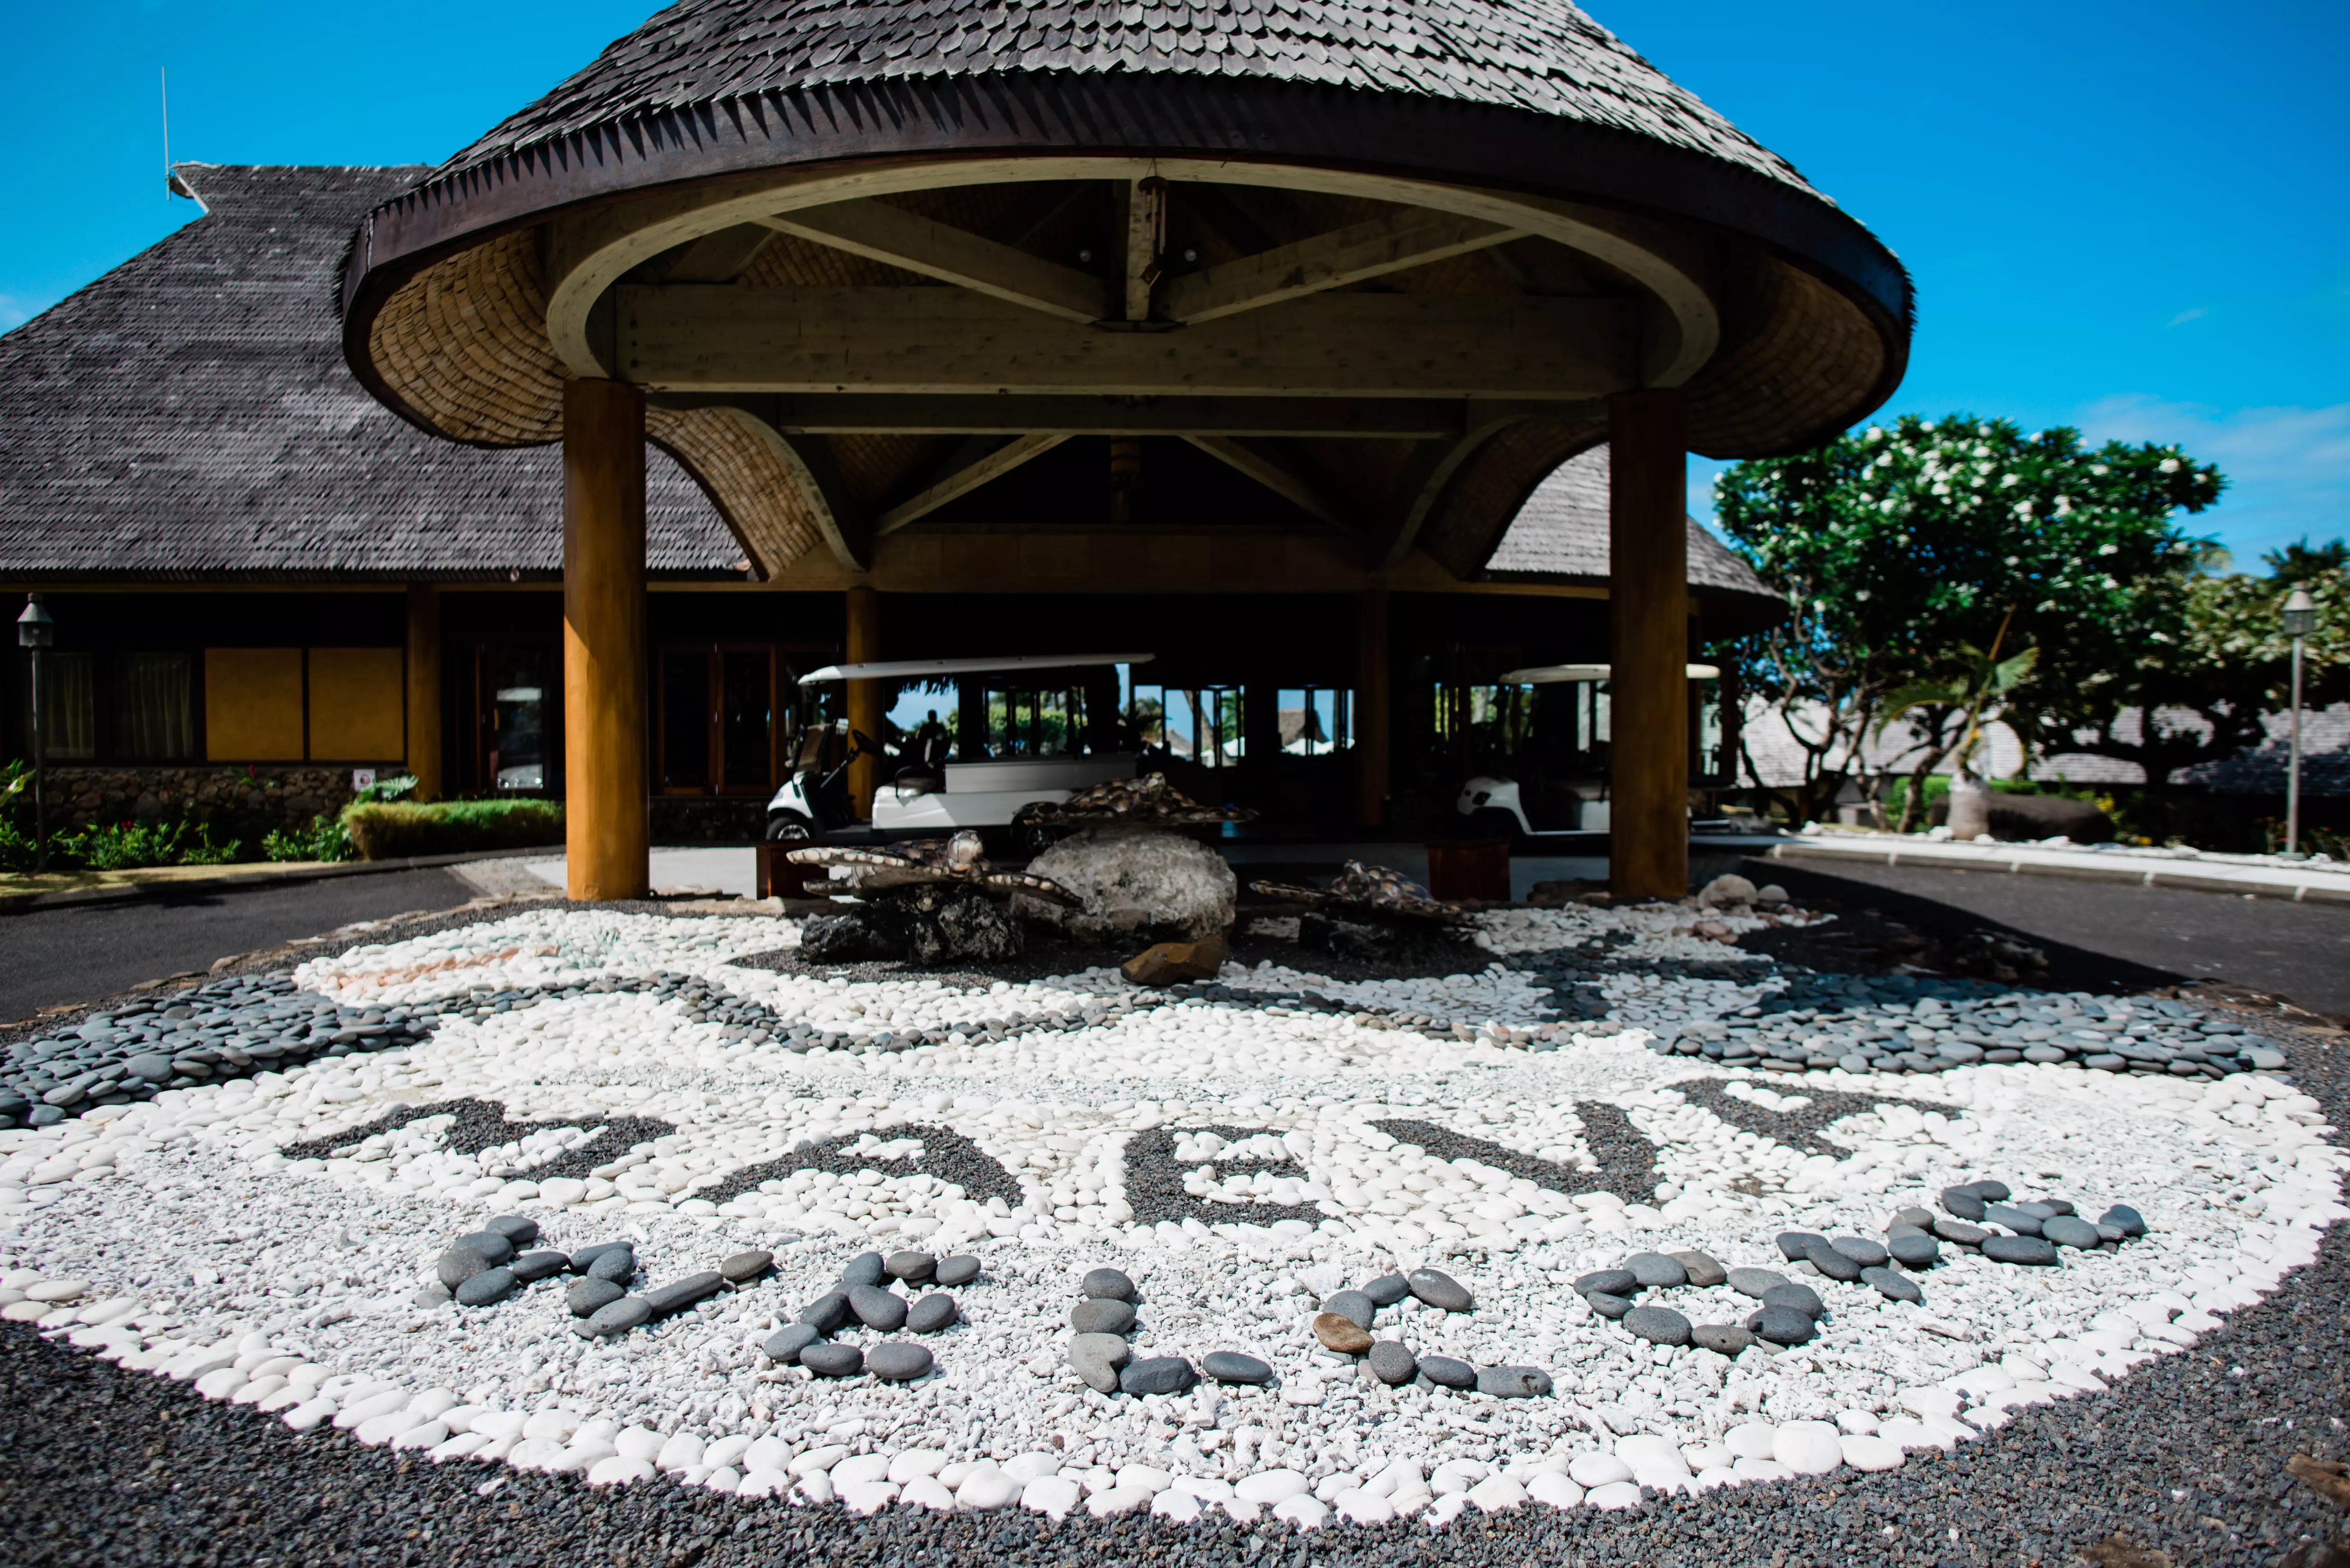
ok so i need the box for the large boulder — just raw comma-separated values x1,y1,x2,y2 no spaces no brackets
1931,790,2114,843
1015,827,1234,943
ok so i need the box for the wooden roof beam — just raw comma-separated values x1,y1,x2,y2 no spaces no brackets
644,393,1599,437
1181,437,1347,526
873,433,1069,536
616,287,1634,399
762,199,1109,324
1163,208,1528,325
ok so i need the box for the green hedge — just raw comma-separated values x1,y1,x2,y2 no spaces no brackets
343,798,564,861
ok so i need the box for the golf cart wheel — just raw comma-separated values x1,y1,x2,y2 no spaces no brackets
764,813,814,843
1017,822,1059,855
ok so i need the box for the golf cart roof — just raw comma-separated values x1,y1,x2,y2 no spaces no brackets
796,653,1154,685
1499,662,1722,684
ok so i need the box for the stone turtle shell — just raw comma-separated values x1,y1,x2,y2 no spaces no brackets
787,833,1078,904
1016,772,1258,826
1249,860,1471,926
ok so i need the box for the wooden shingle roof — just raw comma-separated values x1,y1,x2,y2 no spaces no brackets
0,165,743,582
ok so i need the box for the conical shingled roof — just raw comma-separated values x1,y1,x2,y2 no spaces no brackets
433,0,1814,200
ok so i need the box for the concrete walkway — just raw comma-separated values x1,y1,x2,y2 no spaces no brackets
1706,831,2350,906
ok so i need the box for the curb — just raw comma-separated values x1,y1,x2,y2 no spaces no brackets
0,846,566,916
1753,840,2350,907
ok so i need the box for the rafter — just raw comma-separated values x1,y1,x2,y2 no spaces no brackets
616,287,1634,399
1365,418,1526,570
762,200,1108,324
874,433,1069,536
649,223,776,284
645,393,1599,438
1181,437,1346,525
1162,209,1527,325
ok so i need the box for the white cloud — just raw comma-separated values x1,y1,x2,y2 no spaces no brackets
2076,394,2350,564
2167,307,2208,327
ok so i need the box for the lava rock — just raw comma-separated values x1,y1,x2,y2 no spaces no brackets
1623,1305,1693,1347
867,1343,934,1382
1202,1351,1273,1385
1366,1341,1418,1385
1118,1357,1198,1396
1082,1268,1138,1303
1318,1289,1376,1328
1407,1269,1473,1312
907,1294,960,1333
1019,827,1236,943
1476,1366,1552,1398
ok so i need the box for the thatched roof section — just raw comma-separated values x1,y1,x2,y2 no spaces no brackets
433,0,1814,199
1488,442,1776,602
0,166,743,581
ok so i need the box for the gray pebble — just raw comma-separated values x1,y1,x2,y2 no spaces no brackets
798,1291,852,1334
412,1283,451,1308
1417,1355,1476,1390
1360,1273,1410,1307
867,1343,934,1382
1623,1305,1693,1347
1476,1366,1552,1398
1829,1236,1889,1268
1940,1187,1988,1221
1668,1250,1728,1288
848,1284,908,1330
436,1249,492,1290
1775,1231,1827,1262
884,1250,936,1283
584,1296,653,1337
585,1249,635,1284
1932,1218,1990,1247
1366,1341,1417,1385
1068,1333,1132,1393
125,1053,175,1083
1889,1206,1936,1230
1761,1282,1825,1319
570,1241,630,1277
719,1250,773,1285
800,1343,865,1378
1861,1265,1923,1303
1985,1203,2043,1236
566,1278,625,1318
641,1272,724,1315
1727,1267,1789,1299
1753,1305,1818,1345
1890,1233,1941,1270
1203,1351,1274,1385
484,1215,539,1246
1622,1251,1687,1289
1081,1268,1137,1303
2042,1216,2103,1249
1692,1323,1756,1356
2100,1204,2147,1238
1803,1240,1864,1282
1970,1179,2013,1201
934,1256,982,1287
1318,1289,1375,1329
1118,1356,1197,1396
452,1231,514,1266
1575,1269,1639,1297
1586,1291,1634,1320
840,1252,887,1290
1407,1268,1472,1312
453,1268,517,1306
763,1323,822,1362
510,1250,570,1283
907,1293,959,1333
1982,1234,2060,1267
1069,1298,1135,1335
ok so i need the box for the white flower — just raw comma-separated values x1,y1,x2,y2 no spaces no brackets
2158,457,2181,473
2097,542,2118,555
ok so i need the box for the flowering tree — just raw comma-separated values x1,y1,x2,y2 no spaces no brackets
1714,414,2223,820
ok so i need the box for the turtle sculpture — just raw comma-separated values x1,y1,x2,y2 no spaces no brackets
1248,860,1476,964
1013,772,1258,828
786,831,1077,965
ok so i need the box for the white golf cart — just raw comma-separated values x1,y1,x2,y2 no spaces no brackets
764,653,1149,843
1455,662,1720,843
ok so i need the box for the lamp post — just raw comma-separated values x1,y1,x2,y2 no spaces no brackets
2280,583,2317,858
16,594,53,873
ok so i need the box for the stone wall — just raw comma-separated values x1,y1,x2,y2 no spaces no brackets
38,765,361,841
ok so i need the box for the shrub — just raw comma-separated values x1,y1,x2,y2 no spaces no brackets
342,798,564,860
263,814,355,864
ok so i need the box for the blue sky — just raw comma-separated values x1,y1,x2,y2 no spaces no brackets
2,1,2344,568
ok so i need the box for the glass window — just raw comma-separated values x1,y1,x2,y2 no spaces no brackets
660,650,712,790
480,647,553,792
28,652,97,760
111,653,197,760
1130,685,1242,769
982,685,1086,758
720,650,773,791
1275,688,1352,755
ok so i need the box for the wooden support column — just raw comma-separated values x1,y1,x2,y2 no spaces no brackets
1355,588,1391,827
562,378,650,901
1607,391,1689,900
845,585,881,816
404,583,442,802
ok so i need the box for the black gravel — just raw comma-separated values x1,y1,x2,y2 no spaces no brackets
1671,1077,1939,1158
697,1124,1023,1209
1371,1113,1659,1205
1121,1125,1316,1228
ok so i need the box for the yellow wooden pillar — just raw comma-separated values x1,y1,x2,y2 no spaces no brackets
562,378,650,901
1355,587,1390,827
404,582,441,802
1607,390,1689,900
845,585,881,818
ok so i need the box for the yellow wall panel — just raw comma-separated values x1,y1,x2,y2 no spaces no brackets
204,648,306,761
307,648,407,761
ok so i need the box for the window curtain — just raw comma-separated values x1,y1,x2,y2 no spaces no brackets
31,653,98,760
113,653,196,760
